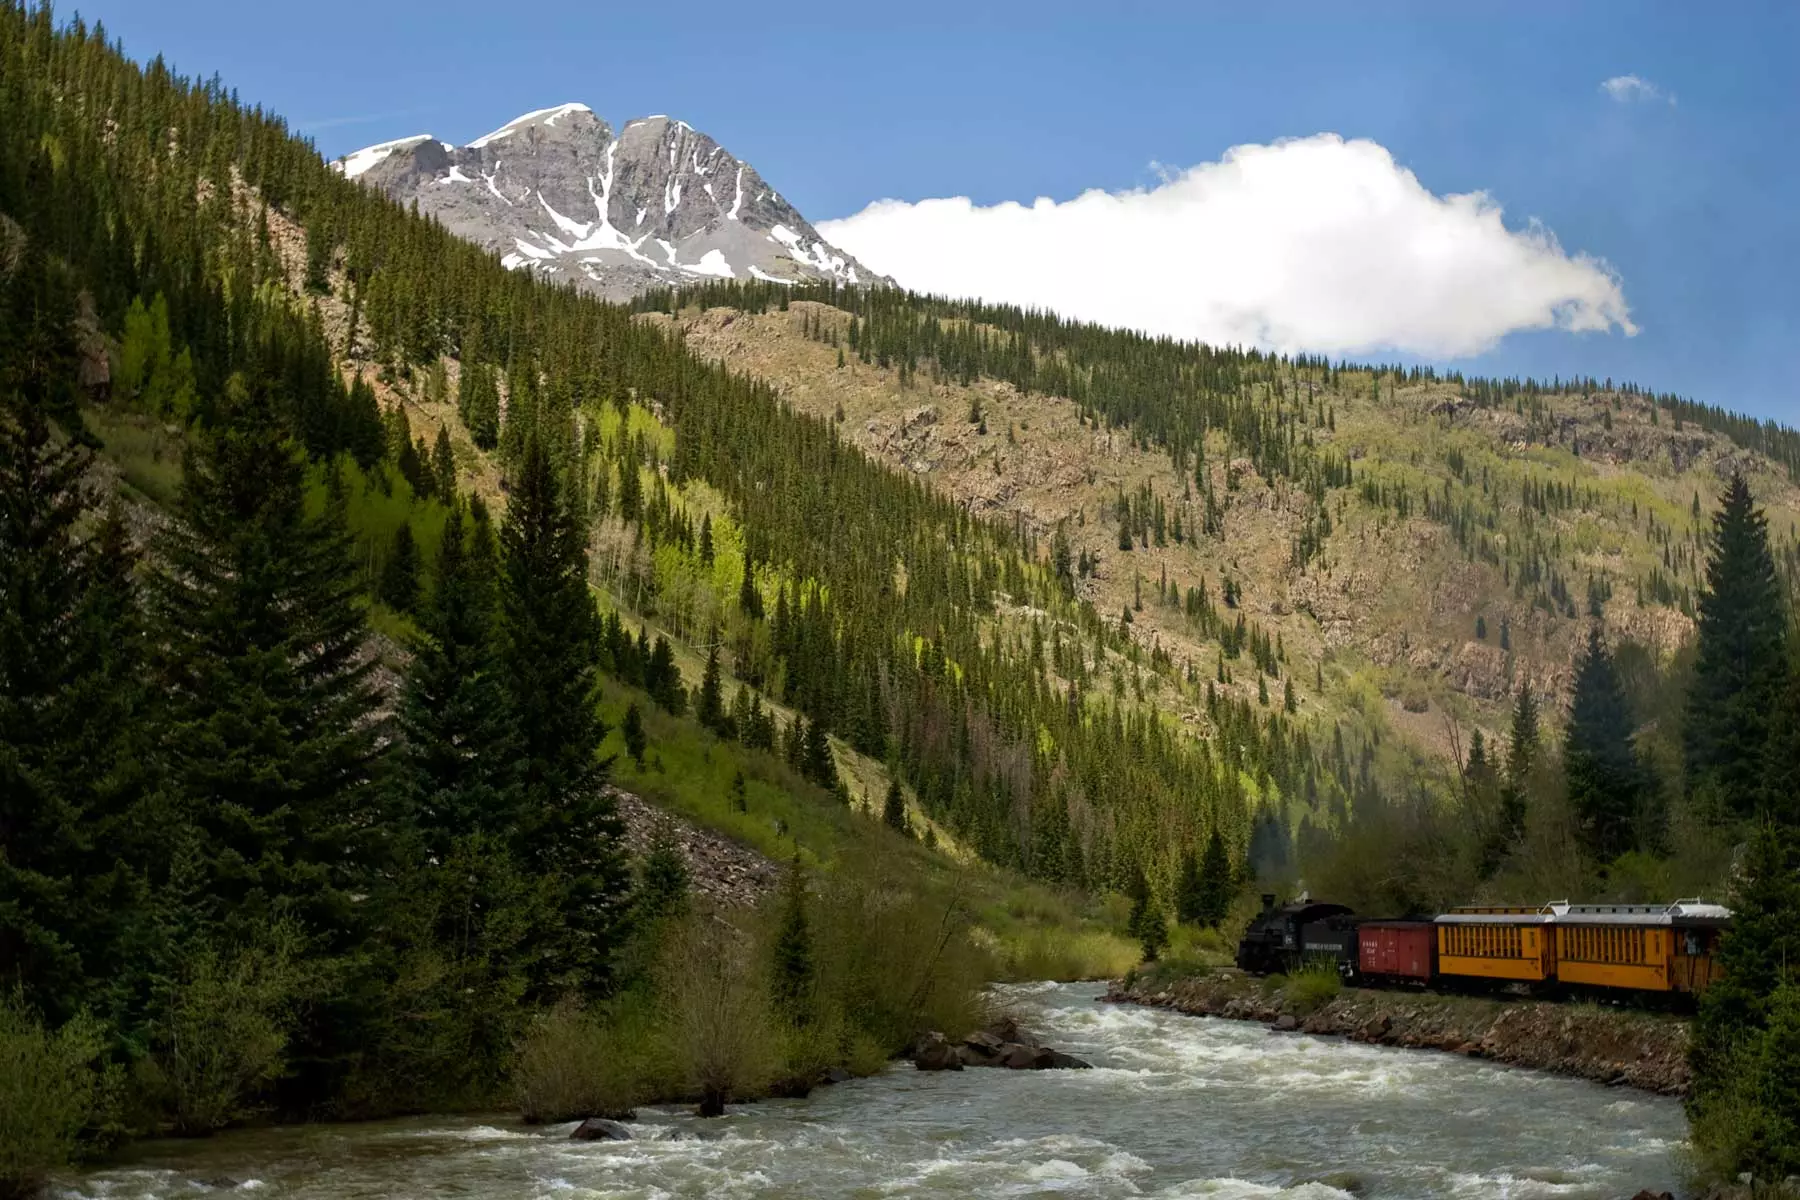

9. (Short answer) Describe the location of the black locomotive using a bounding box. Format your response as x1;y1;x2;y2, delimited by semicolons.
1233;894;1354;975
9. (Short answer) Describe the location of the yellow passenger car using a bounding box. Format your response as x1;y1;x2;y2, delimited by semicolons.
1434;905;1558;985
1554;900;1731;995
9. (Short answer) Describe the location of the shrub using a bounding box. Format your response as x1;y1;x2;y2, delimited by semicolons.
143;929;303;1134
1283;962;1343;1016
514;997;656;1123
662;918;780;1116
0;998;106;1200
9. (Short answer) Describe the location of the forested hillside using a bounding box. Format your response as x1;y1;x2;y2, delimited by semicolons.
5;0;1800;1188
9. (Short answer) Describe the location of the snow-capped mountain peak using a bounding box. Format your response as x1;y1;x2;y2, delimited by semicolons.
331;106;882;298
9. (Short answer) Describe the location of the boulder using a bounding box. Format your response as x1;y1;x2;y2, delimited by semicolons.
964;1029;1006;1054
1047;1050;1093;1070
1272;1014;1299;1032
821;1067;853;1085
912;1031;964;1071
999;1042;1057;1070
569;1118;632;1141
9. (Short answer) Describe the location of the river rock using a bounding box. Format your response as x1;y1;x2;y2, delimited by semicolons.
999;1042;1056;1069
964;1029;1006;1054
912;1031;964;1071
1626;1191;1673;1200
569;1118;632;1141
1272;1014;1299;1032
822;1066;853;1085
1048;1050;1093;1069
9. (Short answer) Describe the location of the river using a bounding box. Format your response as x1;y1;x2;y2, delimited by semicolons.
65;982;1687;1199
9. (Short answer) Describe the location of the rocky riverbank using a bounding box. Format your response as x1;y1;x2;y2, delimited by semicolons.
1106;969;1693;1095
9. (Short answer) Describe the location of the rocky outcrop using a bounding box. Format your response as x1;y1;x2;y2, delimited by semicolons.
912;1018;1092;1073
1107;970;1691;1095
611;788;780;908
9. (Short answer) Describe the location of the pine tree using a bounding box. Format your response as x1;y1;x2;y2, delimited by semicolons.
1689;818;1800;1176
769;856;814;1021
1174;850;1204;925
152;382;387;945
431;425;456;501
378;521;420;612
801;715;837;792
1686;474;1789;817
634;828;691;927
882;777;908;836
0;397;156;1028
1197;829;1234;927
498;436;627;995
392;503;522;852
1483;684;1538;873
696;644;726;735
1127;870;1168;961
622;702;647;767
1564;626;1644;862
644;635;685;715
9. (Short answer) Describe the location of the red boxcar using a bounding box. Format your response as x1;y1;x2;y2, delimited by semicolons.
1358;921;1436;984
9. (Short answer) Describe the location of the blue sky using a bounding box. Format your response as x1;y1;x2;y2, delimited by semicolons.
78;1;1798;422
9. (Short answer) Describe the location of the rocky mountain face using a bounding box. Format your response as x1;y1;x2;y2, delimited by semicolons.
333;104;882;299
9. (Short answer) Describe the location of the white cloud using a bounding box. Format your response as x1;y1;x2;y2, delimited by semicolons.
1601;74;1674;105
818;134;1635;360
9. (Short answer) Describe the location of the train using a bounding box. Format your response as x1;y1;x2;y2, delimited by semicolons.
1235;894;1732;1001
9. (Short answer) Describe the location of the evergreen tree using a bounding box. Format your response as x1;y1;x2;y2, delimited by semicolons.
152;381;387;946
769;856;814;1021
622;702;647;768
1564;626;1643;862
882;777;908;836
0;397;155;1029
801;716;838;792
498;436;627;995
1686;474;1788;817
1689;819;1800;1177
1127;871;1168;962
1196;829;1234;927
378;522;420;612
644;634;685;715
391;504;521;852
696;644;726;735
634;828;691;928
1174;849;1204;925
431;425;456;501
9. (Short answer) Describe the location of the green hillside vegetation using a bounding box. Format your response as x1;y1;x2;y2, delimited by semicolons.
643;287;1800;904
3;2;1800;1191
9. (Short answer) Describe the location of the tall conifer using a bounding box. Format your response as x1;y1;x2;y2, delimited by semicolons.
1686;474;1788;816
499;436;628;994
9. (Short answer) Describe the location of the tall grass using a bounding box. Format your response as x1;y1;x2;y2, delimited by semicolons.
1283;961;1344;1016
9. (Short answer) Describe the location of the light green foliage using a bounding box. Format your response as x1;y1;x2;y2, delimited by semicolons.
115;293;196;420
0;999;108;1200
1283;961;1343;1016
514;998;655;1124
143;928;303;1135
